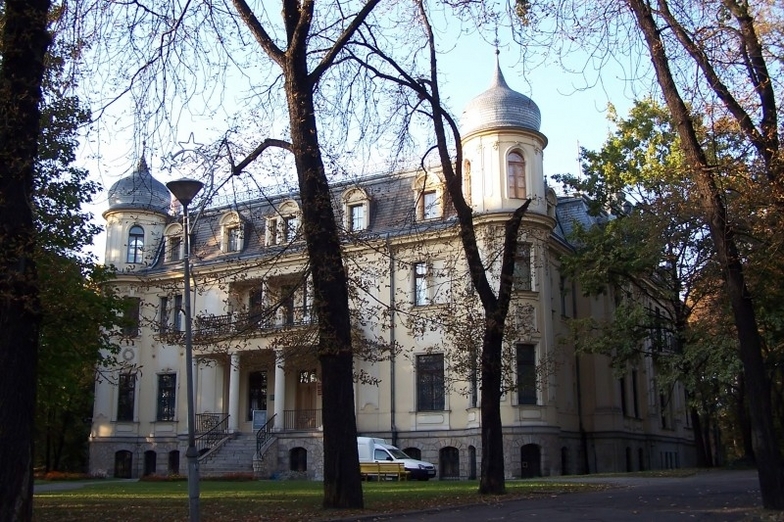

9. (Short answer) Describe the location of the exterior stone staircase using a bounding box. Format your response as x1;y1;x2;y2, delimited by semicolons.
198;433;256;476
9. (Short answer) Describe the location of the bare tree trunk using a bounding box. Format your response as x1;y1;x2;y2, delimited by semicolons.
0;1;51;520
628;0;784;509
284;62;363;510
479;314;505;493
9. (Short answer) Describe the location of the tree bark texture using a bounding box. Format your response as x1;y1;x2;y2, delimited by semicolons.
627;0;784;509
0;1;51;520
479;315;506;494
284;61;363;510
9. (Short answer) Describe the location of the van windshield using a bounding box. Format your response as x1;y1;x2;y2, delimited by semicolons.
387;448;410;459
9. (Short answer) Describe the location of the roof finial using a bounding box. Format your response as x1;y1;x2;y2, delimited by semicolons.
491;46;509;89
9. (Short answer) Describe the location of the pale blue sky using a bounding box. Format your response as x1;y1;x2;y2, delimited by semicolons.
80;23;642;260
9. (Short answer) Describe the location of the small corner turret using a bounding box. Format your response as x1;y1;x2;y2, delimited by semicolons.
459;52;549;218
102;156;171;270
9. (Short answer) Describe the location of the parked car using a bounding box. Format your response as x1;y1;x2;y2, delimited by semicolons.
357;436;437;481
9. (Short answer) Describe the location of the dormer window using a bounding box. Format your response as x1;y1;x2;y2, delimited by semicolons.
164;223;183;263
342;188;371;233
413;173;444;221
266;200;300;246
422;191;440;219
507;151;526;199
283;216;298;242
126;225;144;264
168;236;182;262
220;211;245;253
348;204;365;231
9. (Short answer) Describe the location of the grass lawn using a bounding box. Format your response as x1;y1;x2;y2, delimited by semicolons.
33;478;602;521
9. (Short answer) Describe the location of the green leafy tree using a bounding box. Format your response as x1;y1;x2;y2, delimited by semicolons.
515;0;784;507
556;99;725;466
33;36;125;472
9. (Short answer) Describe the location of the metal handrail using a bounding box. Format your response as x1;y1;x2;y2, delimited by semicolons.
195;413;229;455
255;414;277;456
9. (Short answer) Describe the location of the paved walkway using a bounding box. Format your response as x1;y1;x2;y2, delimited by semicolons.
359;470;768;522
34;478;138;492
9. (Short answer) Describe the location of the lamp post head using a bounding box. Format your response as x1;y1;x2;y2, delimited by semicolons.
167;178;204;208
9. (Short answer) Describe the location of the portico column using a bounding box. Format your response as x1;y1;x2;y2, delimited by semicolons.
228;353;241;433
274;350;285;431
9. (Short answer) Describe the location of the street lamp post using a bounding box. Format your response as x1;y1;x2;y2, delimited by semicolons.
166;178;204;522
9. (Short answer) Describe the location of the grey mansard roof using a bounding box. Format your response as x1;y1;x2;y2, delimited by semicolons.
460;58;541;137
105;157;171;215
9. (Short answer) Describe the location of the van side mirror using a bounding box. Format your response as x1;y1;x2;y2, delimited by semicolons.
386;456;393;461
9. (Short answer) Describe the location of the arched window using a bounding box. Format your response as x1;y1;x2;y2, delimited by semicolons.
403;447;421;460
267;200;300;246
163;223;183;262
507;151;526;199
126;225;144;263
342;188;371;233
114;450;133;478
220;211;245;253
462;160;472;205
168;450;180;475
144;450;157;476
413;172;444;221
290;447;307;472
520;443;541;478
439;446;460;479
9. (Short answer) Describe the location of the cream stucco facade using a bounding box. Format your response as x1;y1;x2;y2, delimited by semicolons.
89;64;694;480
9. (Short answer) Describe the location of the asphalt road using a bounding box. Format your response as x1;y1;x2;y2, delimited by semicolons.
366;470;767;522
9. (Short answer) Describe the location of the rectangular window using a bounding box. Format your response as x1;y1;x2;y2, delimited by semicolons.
620;377;628;416
417;354;444;411
513;244;532;291
284;216;298;242
157;373;176;421
632;370;640;418
266;218;278;245
122;297;141;338
159;296;169;333
660;393;667;428
516;344;537;405
299;369;318;383
168;236;182;262
559;276;569;317
173;294;183;331
117;373;136;421
422;191;440;219
227;226;241;252
414;262;429;306
349;204;365;231
281;285;296;325
248;287;264;326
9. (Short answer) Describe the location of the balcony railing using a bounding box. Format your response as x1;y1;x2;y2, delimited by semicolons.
193;310;315;342
283;409;322;430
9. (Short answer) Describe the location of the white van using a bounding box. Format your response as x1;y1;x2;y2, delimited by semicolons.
357;436;436;481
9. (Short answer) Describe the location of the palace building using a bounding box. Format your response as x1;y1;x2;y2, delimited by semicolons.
89;62;695;479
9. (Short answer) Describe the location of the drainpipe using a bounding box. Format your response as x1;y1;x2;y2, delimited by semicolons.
388;234;398;447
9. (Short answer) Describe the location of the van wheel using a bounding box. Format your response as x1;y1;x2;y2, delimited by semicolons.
417;477;429;481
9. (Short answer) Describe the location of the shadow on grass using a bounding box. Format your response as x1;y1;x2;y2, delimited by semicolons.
34;479;603;522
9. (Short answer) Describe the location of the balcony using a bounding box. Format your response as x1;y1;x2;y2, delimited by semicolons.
193;310;315;343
